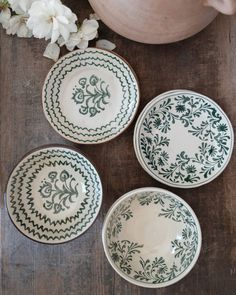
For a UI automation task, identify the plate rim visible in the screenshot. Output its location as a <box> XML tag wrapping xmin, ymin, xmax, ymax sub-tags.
<box><xmin>42</xmin><ymin>47</ymin><xmax>140</xmax><ymax>145</ymax></box>
<box><xmin>133</xmin><ymin>89</ymin><xmax>234</xmax><ymax>188</ymax></box>
<box><xmin>5</xmin><ymin>144</ymin><xmax>103</xmax><ymax>244</ymax></box>
<box><xmin>102</xmin><ymin>187</ymin><xmax>202</xmax><ymax>288</ymax></box>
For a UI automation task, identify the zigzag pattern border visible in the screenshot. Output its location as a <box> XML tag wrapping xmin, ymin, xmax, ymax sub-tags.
<box><xmin>45</xmin><ymin>49</ymin><xmax>137</xmax><ymax>133</ymax></box>
<box><xmin>7</xmin><ymin>148</ymin><xmax>102</xmax><ymax>241</ymax></box>
<box><xmin>44</xmin><ymin>54</ymin><xmax>135</xmax><ymax>139</ymax></box>
<box><xmin>48</xmin><ymin>54</ymin><xmax>128</xmax><ymax>133</ymax></box>
<box><xmin>8</xmin><ymin>150</ymin><xmax>101</xmax><ymax>238</ymax></box>
<box><xmin>25</xmin><ymin>159</ymin><xmax>90</xmax><ymax>226</ymax></box>
<box><xmin>54</xmin><ymin>62</ymin><xmax>128</xmax><ymax>136</ymax></box>
<box><xmin>43</xmin><ymin>50</ymin><xmax>138</xmax><ymax>143</ymax></box>
<box><xmin>12</xmin><ymin>153</ymin><xmax>94</xmax><ymax>226</ymax></box>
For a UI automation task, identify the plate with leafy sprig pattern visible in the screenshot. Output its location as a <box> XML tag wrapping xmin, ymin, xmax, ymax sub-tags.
<box><xmin>102</xmin><ymin>187</ymin><xmax>202</xmax><ymax>288</ymax></box>
<box><xmin>134</xmin><ymin>90</ymin><xmax>234</xmax><ymax>188</ymax></box>
<box><xmin>42</xmin><ymin>48</ymin><xmax>140</xmax><ymax>144</ymax></box>
<box><xmin>6</xmin><ymin>145</ymin><xmax>102</xmax><ymax>244</ymax></box>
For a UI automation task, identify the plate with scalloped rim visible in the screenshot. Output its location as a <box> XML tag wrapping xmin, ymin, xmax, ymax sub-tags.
<box><xmin>133</xmin><ymin>90</ymin><xmax>234</xmax><ymax>188</ymax></box>
<box><xmin>102</xmin><ymin>187</ymin><xmax>202</xmax><ymax>288</ymax></box>
<box><xmin>42</xmin><ymin>48</ymin><xmax>140</xmax><ymax>144</ymax></box>
<box><xmin>6</xmin><ymin>145</ymin><xmax>102</xmax><ymax>244</ymax></box>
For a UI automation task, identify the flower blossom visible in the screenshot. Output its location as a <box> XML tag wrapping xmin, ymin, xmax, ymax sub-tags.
<box><xmin>0</xmin><ymin>6</ymin><xmax>11</xmax><ymax>29</ymax></box>
<box><xmin>59</xmin><ymin>19</ymin><xmax>99</xmax><ymax>51</ymax></box>
<box><xmin>27</xmin><ymin>0</ymin><xmax>77</xmax><ymax>43</ymax></box>
<box><xmin>1</xmin><ymin>0</ymin><xmax>33</xmax><ymax>37</ymax></box>
<box><xmin>8</xmin><ymin>0</ymin><xmax>35</xmax><ymax>14</ymax></box>
<box><xmin>7</xmin><ymin>14</ymin><xmax>32</xmax><ymax>37</ymax></box>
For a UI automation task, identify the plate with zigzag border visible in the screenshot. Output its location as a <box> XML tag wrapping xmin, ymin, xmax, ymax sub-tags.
<box><xmin>6</xmin><ymin>145</ymin><xmax>102</xmax><ymax>244</ymax></box>
<box><xmin>42</xmin><ymin>48</ymin><xmax>140</xmax><ymax>144</ymax></box>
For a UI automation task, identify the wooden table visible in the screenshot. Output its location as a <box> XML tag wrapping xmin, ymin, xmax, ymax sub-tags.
<box><xmin>0</xmin><ymin>1</ymin><xmax>236</xmax><ymax>294</ymax></box>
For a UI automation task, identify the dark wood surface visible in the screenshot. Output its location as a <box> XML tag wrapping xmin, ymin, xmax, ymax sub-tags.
<box><xmin>0</xmin><ymin>1</ymin><xmax>236</xmax><ymax>294</ymax></box>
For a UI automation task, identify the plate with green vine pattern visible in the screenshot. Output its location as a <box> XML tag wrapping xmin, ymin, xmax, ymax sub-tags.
<box><xmin>134</xmin><ymin>90</ymin><xmax>234</xmax><ymax>188</ymax></box>
<box><xmin>42</xmin><ymin>48</ymin><xmax>140</xmax><ymax>144</ymax></box>
<box><xmin>102</xmin><ymin>187</ymin><xmax>201</xmax><ymax>288</ymax></box>
<box><xmin>6</xmin><ymin>145</ymin><xmax>102</xmax><ymax>244</ymax></box>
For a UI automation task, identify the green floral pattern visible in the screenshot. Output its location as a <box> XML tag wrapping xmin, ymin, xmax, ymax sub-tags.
<box><xmin>137</xmin><ymin>192</ymin><xmax>165</xmax><ymax>206</ymax></box>
<box><xmin>134</xmin><ymin>258</ymin><xmax>177</xmax><ymax>283</ymax></box>
<box><xmin>39</xmin><ymin>170</ymin><xmax>80</xmax><ymax>214</ymax></box>
<box><xmin>6</xmin><ymin>148</ymin><xmax>102</xmax><ymax>243</ymax></box>
<box><xmin>43</xmin><ymin>49</ymin><xmax>139</xmax><ymax>143</ymax></box>
<box><xmin>106</xmin><ymin>191</ymin><xmax>200</xmax><ymax>286</ymax></box>
<box><xmin>72</xmin><ymin>75</ymin><xmax>111</xmax><ymax>117</ymax></box>
<box><xmin>107</xmin><ymin>197</ymin><xmax>134</xmax><ymax>239</ymax></box>
<box><xmin>138</xmin><ymin>93</ymin><xmax>232</xmax><ymax>186</ymax></box>
<box><xmin>109</xmin><ymin>240</ymin><xmax>143</xmax><ymax>274</ymax></box>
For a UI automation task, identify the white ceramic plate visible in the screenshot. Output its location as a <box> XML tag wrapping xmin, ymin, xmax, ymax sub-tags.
<box><xmin>6</xmin><ymin>146</ymin><xmax>102</xmax><ymax>244</ymax></box>
<box><xmin>134</xmin><ymin>90</ymin><xmax>234</xmax><ymax>188</ymax></box>
<box><xmin>102</xmin><ymin>187</ymin><xmax>202</xmax><ymax>288</ymax></box>
<box><xmin>42</xmin><ymin>48</ymin><xmax>140</xmax><ymax>144</ymax></box>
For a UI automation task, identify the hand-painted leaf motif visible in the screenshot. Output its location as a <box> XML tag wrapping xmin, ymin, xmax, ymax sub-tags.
<box><xmin>107</xmin><ymin>192</ymin><xmax>199</xmax><ymax>284</ymax></box>
<box><xmin>38</xmin><ymin>181</ymin><xmax>52</xmax><ymax>198</ymax></box>
<box><xmin>79</xmin><ymin>77</ymin><xmax>87</xmax><ymax>88</ymax></box>
<box><xmin>139</xmin><ymin>94</ymin><xmax>231</xmax><ymax>184</ymax></box>
<box><xmin>90</xmin><ymin>75</ymin><xmax>99</xmax><ymax>86</ymax></box>
<box><xmin>48</xmin><ymin>171</ymin><xmax>57</xmax><ymax>181</ymax></box>
<box><xmin>109</xmin><ymin>240</ymin><xmax>143</xmax><ymax>275</ymax></box>
<box><xmin>39</xmin><ymin>170</ymin><xmax>79</xmax><ymax>214</ymax></box>
<box><xmin>72</xmin><ymin>74</ymin><xmax>111</xmax><ymax>117</ymax></box>
<box><xmin>60</xmin><ymin>170</ymin><xmax>69</xmax><ymax>181</ymax></box>
<box><xmin>72</xmin><ymin>88</ymin><xmax>84</xmax><ymax>104</ymax></box>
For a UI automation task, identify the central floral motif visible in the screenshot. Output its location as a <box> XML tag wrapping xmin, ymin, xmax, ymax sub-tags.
<box><xmin>71</xmin><ymin>74</ymin><xmax>111</xmax><ymax>117</ymax></box>
<box><xmin>38</xmin><ymin>170</ymin><xmax>79</xmax><ymax>214</ymax></box>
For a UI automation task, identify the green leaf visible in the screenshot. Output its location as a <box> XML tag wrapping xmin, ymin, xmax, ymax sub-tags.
<box><xmin>79</xmin><ymin>105</ymin><xmax>89</xmax><ymax>115</ymax></box>
<box><xmin>72</xmin><ymin>88</ymin><xmax>84</xmax><ymax>104</ymax></box>
<box><xmin>60</xmin><ymin>170</ymin><xmax>69</xmax><ymax>181</ymax></box>
<box><xmin>48</xmin><ymin>171</ymin><xmax>57</xmax><ymax>181</ymax></box>
<box><xmin>89</xmin><ymin>107</ymin><xmax>98</xmax><ymax>117</ymax></box>
<box><xmin>90</xmin><ymin>75</ymin><xmax>99</xmax><ymax>86</ymax></box>
<box><xmin>79</xmin><ymin>77</ymin><xmax>87</xmax><ymax>88</ymax></box>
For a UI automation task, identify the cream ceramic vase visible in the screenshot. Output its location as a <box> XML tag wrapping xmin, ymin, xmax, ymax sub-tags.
<box><xmin>89</xmin><ymin>0</ymin><xmax>236</xmax><ymax>43</ymax></box>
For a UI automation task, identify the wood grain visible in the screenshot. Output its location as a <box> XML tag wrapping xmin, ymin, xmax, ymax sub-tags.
<box><xmin>0</xmin><ymin>1</ymin><xmax>236</xmax><ymax>294</ymax></box>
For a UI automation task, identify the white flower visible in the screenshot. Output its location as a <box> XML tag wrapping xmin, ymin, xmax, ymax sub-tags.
<box><xmin>27</xmin><ymin>0</ymin><xmax>77</xmax><ymax>43</ymax></box>
<box><xmin>0</xmin><ymin>0</ymin><xmax>32</xmax><ymax>37</ymax></box>
<box><xmin>0</xmin><ymin>7</ymin><xmax>11</xmax><ymax>29</ymax></box>
<box><xmin>8</xmin><ymin>0</ymin><xmax>35</xmax><ymax>14</ymax></box>
<box><xmin>58</xmin><ymin>31</ymin><xmax>82</xmax><ymax>51</ymax></box>
<box><xmin>59</xmin><ymin>19</ymin><xmax>99</xmax><ymax>51</ymax></box>
<box><xmin>1</xmin><ymin>0</ymin><xmax>33</xmax><ymax>37</ymax></box>
<box><xmin>79</xmin><ymin>19</ymin><xmax>99</xmax><ymax>46</ymax></box>
<box><xmin>43</xmin><ymin>42</ymin><xmax>60</xmax><ymax>62</ymax></box>
<box><xmin>6</xmin><ymin>14</ymin><xmax>32</xmax><ymax>37</ymax></box>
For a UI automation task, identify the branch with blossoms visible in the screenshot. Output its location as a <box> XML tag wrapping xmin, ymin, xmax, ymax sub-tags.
<box><xmin>0</xmin><ymin>0</ymin><xmax>115</xmax><ymax>61</ymax></box>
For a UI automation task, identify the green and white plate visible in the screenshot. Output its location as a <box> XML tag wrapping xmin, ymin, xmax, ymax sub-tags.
<box><xmin>134</xmin><ymin>90</ymin><xmax>234</xmax><ymax>188</ymax></box>
<box><xmin>6</xmin><ymin>146</ymin><xmax>102</xmax><ymax>244</ymax></box>
<box><xmin>102</xmin><ymin>187</ymin><xmax>202</xmax><ymax>288</ymax></box>
<box><xmin>42</xmin><ymin>48</ymin><xmax>140</xmax><ymax>144</ymax></box>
